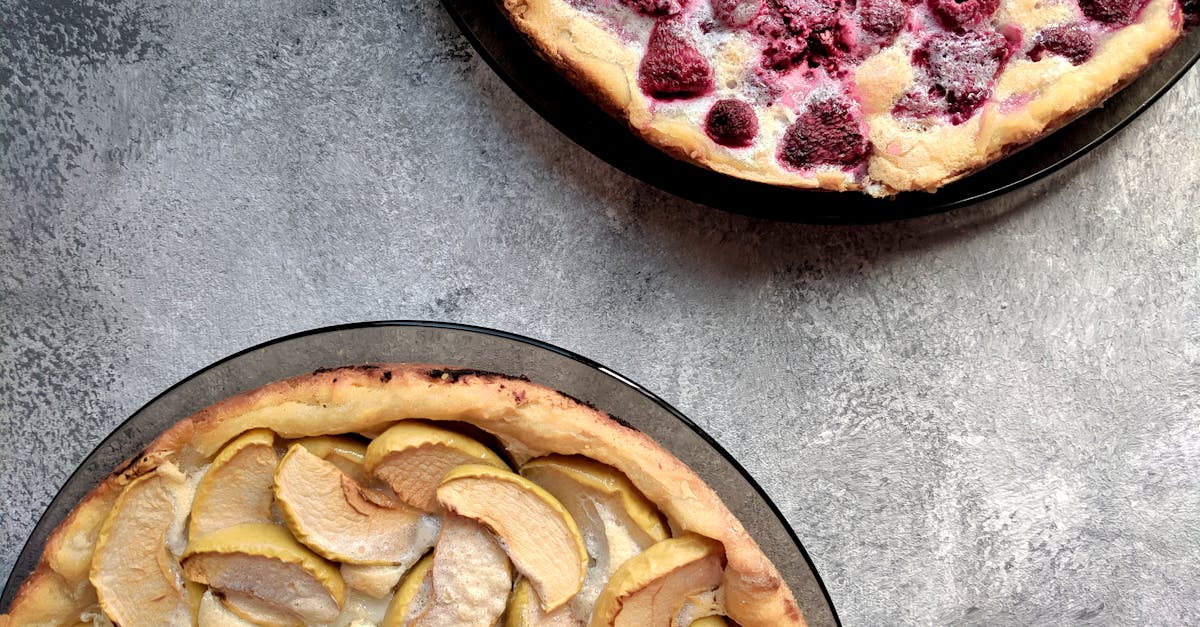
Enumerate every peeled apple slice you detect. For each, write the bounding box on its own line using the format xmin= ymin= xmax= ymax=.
xmin=436 ymin=464 xmax=587 ymax=612
xmin=89 ymin=463 xmax=195 ymax=627
xmin=274 ymin=444 xmax=437 ymax=564
xmin=181 ymin=523 xmax=346 ymax=624
xmin=590 ymin=534 xmax=725 ymax=627
xmin=504 ymin=578 xmax=578 ymax=627
xmin=381 ymin=552 xmax=434 ymax=626
xmin=520 ymin=455 xmax=668 ymax=617
xmin=341 ymin=562 xmax=410 ymax=599
xmin=364 ymin=422 xmax=509 ymax=511
xmin=294 ymin=435 xmax=369 ymax=483
xmin=410 ymin=514 xmax=513 ymax=627
xmin=190 ymin=428 xmax=278 ymax=539
xmin=197 ymin=589 xmax=259 ymax=627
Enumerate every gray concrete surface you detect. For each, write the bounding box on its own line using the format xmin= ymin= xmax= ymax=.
xmin=2 ymin=0 xmax=1198 ymax=624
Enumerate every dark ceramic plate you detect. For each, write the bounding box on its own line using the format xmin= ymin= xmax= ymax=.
xmin=1 ymin=321 xmax=840 ymax=626
xmin=441 ymin=0 xmax=1199 ymax=223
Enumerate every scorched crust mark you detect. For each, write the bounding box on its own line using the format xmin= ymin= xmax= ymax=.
xmin=110 ymin=451 xmax=150 ymax=479
xmin=312 ymin=365 xmax=380 ymax=375
xmin=425 ymin=368 xmax=531 ymax=383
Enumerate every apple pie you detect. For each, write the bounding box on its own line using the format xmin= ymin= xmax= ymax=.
xmin=498 ymin=0 xmax=1194 ymax=194
xmin=1 ymin=364 xmax=805 ymax=626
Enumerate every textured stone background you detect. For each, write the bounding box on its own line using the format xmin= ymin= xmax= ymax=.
xmin=2 ymin=0 xmax=1198 ymax=624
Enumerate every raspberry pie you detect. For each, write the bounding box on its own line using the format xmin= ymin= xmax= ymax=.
xmin=1 ymin=365 xmax=804 ymax=626
xmin=500 ymin=0 xmax=1193 ymax=194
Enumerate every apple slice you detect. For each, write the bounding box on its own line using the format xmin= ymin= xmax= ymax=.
xmin=504 ymin=578 xmax=578 ymax=627
xmin=181 ymin=523 xmax=346 ymax=624
xmin=381 ymin=552 xmax=434 ymax=626
xmin=197 ymin=589 xmax=260 ymax=627
xmin=89 ymin=463 xmax=195 ymax=626
xmin=520 ymin=455 xmax=668 ymax=617
xmin=341 ymin=562 xmax=409 ymax=599
xmin=294 ymin=435 xmax=369 ymax=483
xmin=219 ymin=590 xmax=304 ymax=626
xmin=436 ymin=464 xmax=587 ymax=612
xmin=590 ymin=534 xmax=725 ymax=627
xmin=410 ymin=514 xmax=513 ymax=627
xmin=672 ymin=591 xmax=725 ymax=627
xmin=274 ymin=444 xmax=440 ymax=565
xmin=364 ymin=422 xmax=509 ymax=511
xmin=190 ymin=428 xmax=278 ymax=539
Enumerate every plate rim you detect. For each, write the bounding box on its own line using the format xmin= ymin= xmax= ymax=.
xmin=1 ymin=320 xmax=842 ymax=625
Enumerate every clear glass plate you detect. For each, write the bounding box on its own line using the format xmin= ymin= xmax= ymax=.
xmin=1 ymin=321 xmax=840 ymax=626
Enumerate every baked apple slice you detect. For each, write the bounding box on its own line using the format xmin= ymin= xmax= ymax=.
xmin=294 ymin=434 xmax=369 ymax=483
xmin=274 ymin=444 xmax=439 ymax=565
xmin=89 ymin=463 xmax=195 ymax=627
xmin=591 ymin=534 xmax=725 ymax=627
xmin=189 ymin=428 xmax=277 ymax=539
xmin=409 ymin=514 xmax=513 ymax=627
xmin=364 ymin=421 xmax=509 ymax=512
xmin=381 ymin=552 xmax=434 ymax=626
xmin=504 ymin=577 xmax=577 ymax=627
xmin=181 ymin=522 xmax=346 ymax=624
xmin=520 ymin=455 xmax=668 ymax=617
xmin=437 ymin=464 xmax=587 ymax=612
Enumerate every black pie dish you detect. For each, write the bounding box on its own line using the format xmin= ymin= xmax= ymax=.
xmin=440 ymin=0 xmax=1200 ymax=224
xmin=1 ymin=321 xmax=841 ymax=627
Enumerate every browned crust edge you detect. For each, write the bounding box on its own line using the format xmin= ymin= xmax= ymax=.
xmin=3 ymin=364 xmax=805 ymax=626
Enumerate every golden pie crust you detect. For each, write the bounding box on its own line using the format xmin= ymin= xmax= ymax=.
xmin=499 ymin=0 xmax=1184 ymax=195
xmin=1 ymin=364 xmax=805 ymax=626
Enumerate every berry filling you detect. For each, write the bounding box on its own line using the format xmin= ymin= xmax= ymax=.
xmin=927 ymin=0 xmax=1001 ymax=30
xmin=755 ymin=0 xmax=852 ymax=72
xmin=704 ymin=99 xmax=760 ymax=146
xmin=713 ymin=0 xmax=765 ymax=27
xmin=896 ymin=30 xmax=1013 ymax=124
xmin=638 ymin=21 xmax=715 ymax=98
xmin=1184 ymin=0 xmax=1199 ymax=27
xmin=778 ymin=97 xmax=870 ymax=169
xmin=1077 ymin=0 xmax=1148 ymax=24
xmin=857 ymin=0 xmax=908 ymax=39
xmin=621 ymin=0 xmax=690 ymax=16
xmin=1028 ymin=24 xmax=1095 ymax=64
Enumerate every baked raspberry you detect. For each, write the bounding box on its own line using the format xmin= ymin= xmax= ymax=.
xmin=772 ymin=0 xmax=842 ymax=31
xmin=778 ymin=98 xmax=869 ymax=169
xmin=638 ymin=22 xmax=714 ymax=99
xmin=927 ymin=0 xmax=1001 ymax=30
xmin=907 ymin=30 xmax=1011 ymax=124
xmin=755 ymin=0 xmax=851 ymax=72
xmin=705 ymin=99 xmax=760 ymax=146
xmin=1078 ymin=0 xmax=1146 ymax=23
xmin=1028 ymin=24 xmax=1095 ymax=64
xmin=621 ymin=0 xmax=689 ymax=16
xmin=857 ymin=0 xmax=907 ymax=38
xmin=713 ymin=0 xmax=764 ymax=27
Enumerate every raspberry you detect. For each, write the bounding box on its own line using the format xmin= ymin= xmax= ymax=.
xmin=927 ymin=0 xmax=1001 ymax=30
xmin=909 ymin=30 xmax=1011 ymax=124
xmin=638 ymin=21 xmax=714 ymax=99
xmin=755 ymin=0 xmax=851 ymax=72
xmin=713 ymin=0 xmax=764 ymax=27
xmin=778 ymin=98 xmax=869 ymax=169
xmin=1028 ymin=24 xmax=1095 ymax=64
xmin=621 ymin=0 xmax=689 ymax=16
xmin=857 ymin=0 xmax=907 ymax=38
xmin=704 ymin=99 xmax=760 ymax=146
xmin=772 ymin=0 xmax=842 ymax=31
xmin=1077 ymin=0 xmax=1145 ymax=23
